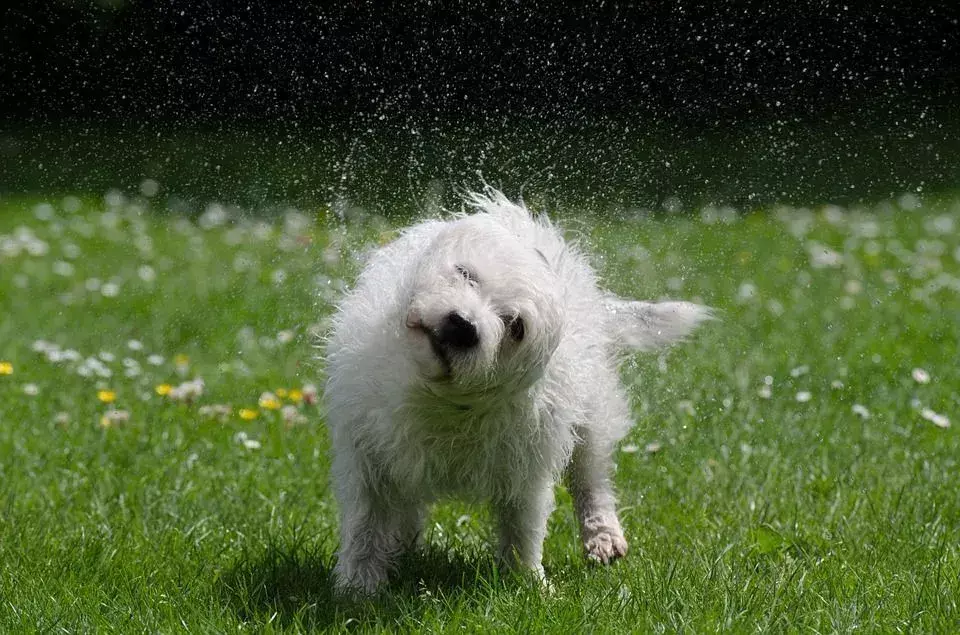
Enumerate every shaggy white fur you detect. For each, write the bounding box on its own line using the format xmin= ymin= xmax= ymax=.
xmin=323 ymin=188 xmax=712 ymax=594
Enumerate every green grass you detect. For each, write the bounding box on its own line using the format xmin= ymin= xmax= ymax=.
xmin=1 ymin=189 xmax=959 ymax=632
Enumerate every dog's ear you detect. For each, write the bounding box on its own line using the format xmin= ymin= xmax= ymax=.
xmin=602 ymin=297 xmax=715 ymax=352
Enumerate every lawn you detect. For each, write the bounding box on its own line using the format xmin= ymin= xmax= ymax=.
xmin=1 ymin=185 xmax=958 ymax=631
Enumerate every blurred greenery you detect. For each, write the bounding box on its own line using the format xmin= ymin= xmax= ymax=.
xmin=3 ymin=98 xmax=959 ymax=216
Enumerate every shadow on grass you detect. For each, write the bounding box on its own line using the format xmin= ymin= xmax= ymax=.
xmin=219 ymin=538 xmax=504 ymax=630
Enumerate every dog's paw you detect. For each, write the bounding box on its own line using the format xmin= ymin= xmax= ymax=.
xmin=583 ymin=529 xmax=628 ymax=565
xmin=333 ymin=560 xmax=388 ymax=597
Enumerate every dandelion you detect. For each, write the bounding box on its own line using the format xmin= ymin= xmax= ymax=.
xmin=199 ymin=404 xmax=232 ymax=422
xmin=127 ymin=339 xmax=144 ymax=351
xmin=81 ymin=358 xmax=112 ymax=379
xmin=140 ymin=178 xmax=159 ymax=198
xmin=758 ymin=385 xmax=772 ymax=399
xmin=175 ymin=354 xmax=190 ymax=375
xmin=0 ymin=361 xmax=12 ymax=375
xmin=259 ymin=392 xmax=282 ymax=410
xmin=301 ymin=384 xmax=318 ymax=406
xmin=155 ymin=383 xmax=172 ymax=396
xmin=288 ymin=389 xmax=303 ymax=403
xmin=199 ymin=203 xmax=229 ymax=229
xmin=22 ymin=383 xmax=39 ymax=396
xmin=52 ymin=261 xmax=75 ymax=277
xmin=104 ymin=189 xmax=125 ymax=208
xmin=147 ymin=354 xmax=165 ymax=366
xmin=33 ymin=202 xmax=55 ymax=220
xmin=852 ymin=404 xmax=871 ymax=419
xmin=920 ymin=408 xmax=951 ymax=429
xmin=138 ymin=265 xmax=156 ymax=283
xmin=645 ymin=441 xmax=663 ymax=454
xmin=620 ymin=443 xmax=639 ymax=454
xmin=676 ymin=400 xmax=696 ymax=416
xmin=790 ymin=365 xmax=810 ymax=378
xmin=281 ymin=404 xmax=307 ymax=426
xmin=737 ymin=281 xmax=757 ymax=302
xmin=97 ymin=390 xmax=116 ymax=403
xmin=275 ymin=388 xmax=289 ymax=399
xmin=844 ymin=279 xmax=863 ymax=295
xmin=912 ymin=368 xmax=931 ymax=384
xmin=32 ymin=340 xmax=52 ymax=353
xmin=168 ymin=378 xmax=204 ymax=402
xmin=99 ymin=409 xmax=130 ymax=428
xmin=234 ymin=431 xmax=262 ymax=450
xmin=239 ymin=408 xmax=258 ymax=421
xmin=24 ymin=238 xmax=49 ymax=257
xmin=54 ymin=412 xmax=70 ymax=426
xmin=806 ymin=240 xmax=843 ymax=269
xmin=795 ymin=391 xmax=812 ymax=403
xmin=122 ymin=358 xmax=141 ymax=378
xmin=276 ymin=329 xmax=295 ymax=344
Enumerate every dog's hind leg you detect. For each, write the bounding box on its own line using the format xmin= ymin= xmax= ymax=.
xmin=566 ymin=440 xmax=628 ymax=564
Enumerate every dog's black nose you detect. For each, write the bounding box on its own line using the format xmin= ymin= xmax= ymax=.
xmin=437 ymin=312 xmax=479 ymax=349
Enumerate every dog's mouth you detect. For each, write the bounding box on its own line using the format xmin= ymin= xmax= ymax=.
xmin=405 ymin=314 xmax=453 ymax=377
xmin=424 ymin=328 xmax=453 ymax=376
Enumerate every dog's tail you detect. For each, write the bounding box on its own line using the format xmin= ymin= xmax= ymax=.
xmin=603 ymin=297 xmax=714 ymax=352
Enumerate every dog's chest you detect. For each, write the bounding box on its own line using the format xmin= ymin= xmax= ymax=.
xmin=389 ymin=402 xmax=561 ymax=501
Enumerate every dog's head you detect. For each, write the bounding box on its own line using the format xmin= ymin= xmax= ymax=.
xmin=403 ymin=214 xmax=564 ymax=397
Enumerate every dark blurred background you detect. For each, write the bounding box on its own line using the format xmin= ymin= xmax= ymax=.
xmin=2 ymin=1 xmax=959 ymax=210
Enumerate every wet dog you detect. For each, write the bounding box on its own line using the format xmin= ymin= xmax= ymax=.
xmin=323 ymin=188 xmax=712 ymax=594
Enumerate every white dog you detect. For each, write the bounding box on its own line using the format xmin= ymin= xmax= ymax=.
xmin=323 ymin=188 xmax=712 ymax=594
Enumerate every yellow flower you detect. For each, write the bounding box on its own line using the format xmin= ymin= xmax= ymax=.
xmin=0 ymin=361 xmax=12 ymax=375
xmin=155 ymin=383 xmax=173 ymax=396
xmin=99 ymin=415 xmax=112 ymax=429
xmin=238 ymin=408 xmax=258 ymax=420
xmin=259 ymin=392 xmax=282 ymax=410
xmin=288 ymin=389 xmax=303 ymax=403
xmin=175 ymin=354 xmax=190 ymax=367
xmin=97 ymin=390 xmax=116 ymax=403
xmin=275 ymin=388 xmax=289 ymax=398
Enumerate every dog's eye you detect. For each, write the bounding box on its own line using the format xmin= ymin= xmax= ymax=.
xmin=455 ymin=265 xmax=477 ymax=285
xmin=505 ymin=315 xmax=525 ymax=342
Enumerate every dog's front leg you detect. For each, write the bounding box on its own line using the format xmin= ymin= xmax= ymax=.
xmin=566 ymin=442 xmax=628 ymax=565
xmin=332 ymin=476 xmax=424 ymax=596
xmin=493 ymin=479 xmax=555 ymax=581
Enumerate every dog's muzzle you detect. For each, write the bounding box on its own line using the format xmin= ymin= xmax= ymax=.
xmin=435 ymin=312 xmax=479 ymax=350
xmin=406 ymin=309 xmax=479 ymax=374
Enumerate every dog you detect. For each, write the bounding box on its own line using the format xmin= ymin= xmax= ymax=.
xmin=323 ymin=188 xmax=712 ymax=594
